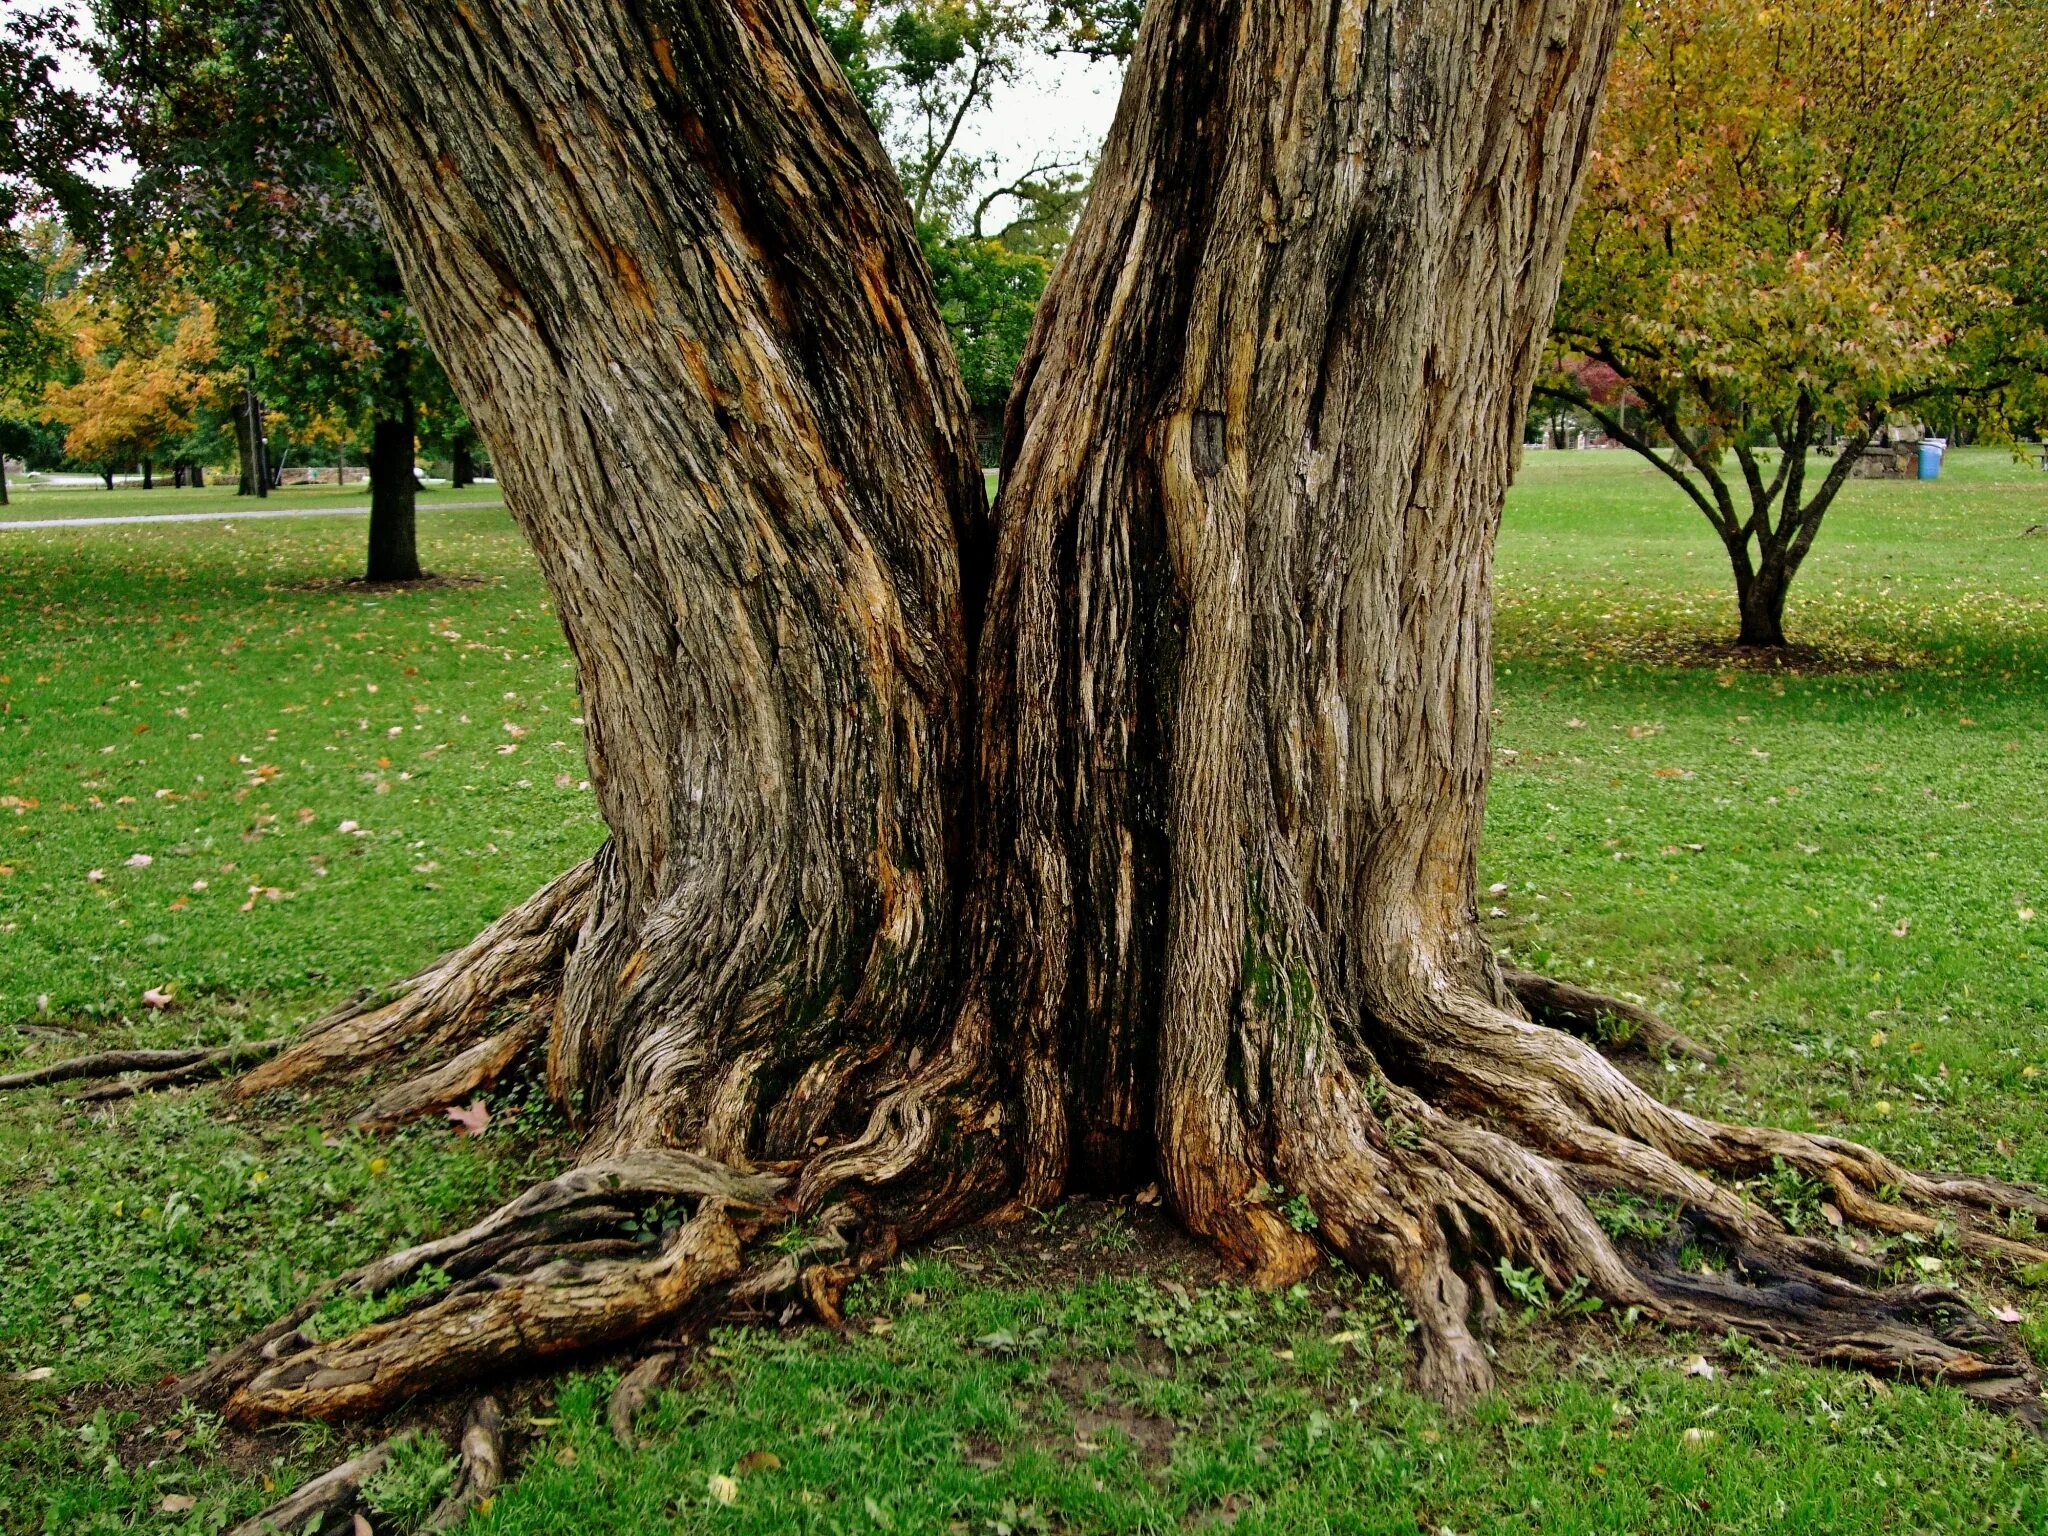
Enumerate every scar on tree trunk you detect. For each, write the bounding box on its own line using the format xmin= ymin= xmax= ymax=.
xmin=5 ymin=0 xmax=2026 ymax=1437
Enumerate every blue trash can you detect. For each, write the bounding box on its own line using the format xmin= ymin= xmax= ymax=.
xmin=1918 ymin=438 xmax=1946 ymax=479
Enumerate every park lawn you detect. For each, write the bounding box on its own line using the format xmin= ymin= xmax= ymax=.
xmin=3 ymin=449 xmax=2047 ymax=1533
xmin=0 ymin=479 xmax=502 ymax=524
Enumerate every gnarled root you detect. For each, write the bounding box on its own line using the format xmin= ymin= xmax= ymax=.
xmin=607 ymin=1352 xmax=674 ymax=1448
xmin=1501 ymin=967 xmax=1712 ymax=1062
xmin=0 ymin=1039 xmax=284 ymax=1100
xmin=226 ymin=1204 xmax=740 ymax=1426
xmin=424 ymin=1396 xmax=506 ymax=1532
xmin=194 ymin=1150 xmax=783 ymax=1424
xmin=224 ymin=1436 xmax=394 ymax=1536
xmin=229 ymin=859 xmax=594 ymax=1113
xmin=1287 ymin=975 xmax=2048 ymax=1415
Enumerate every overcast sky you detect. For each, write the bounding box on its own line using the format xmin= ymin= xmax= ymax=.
xmin=957 ymin=48 xmax=1127 ymax=185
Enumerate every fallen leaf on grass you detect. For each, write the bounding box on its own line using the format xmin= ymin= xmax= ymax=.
xmin=12 ymin=1366 xmax=54 ymax=1382
xmin=1993 ymin=1305 xmax=2024 ymax=1324
xmin=159 ymin=1495 xmax=196 ymax=1514
xmin=707 ymin=1473 xmax=740 ymax=1506
xmin=446 ymin=1099 xmax=491 ymax=1136
xmin=1682 ymin=1355 xmax=1715 ymax=1380
xmin=733 ymin=1450 xmax=783 ymax=1475
xmin=142 ymin=987 xmax=173 ymax=1010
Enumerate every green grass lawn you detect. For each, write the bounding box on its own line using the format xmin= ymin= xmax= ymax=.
xmin=0 ymin=478 xmax=502 ymax=524
xmin=4 ymin=449 xmax=2048 ymax=1533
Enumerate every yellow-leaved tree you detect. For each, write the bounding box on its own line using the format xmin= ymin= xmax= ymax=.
xmin=1544 ymin=0 xmax=2048 ymax=647
xmin=40 ymin=290 xmax=231 ymax=488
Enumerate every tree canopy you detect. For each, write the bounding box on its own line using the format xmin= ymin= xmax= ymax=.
xmin=1543 ymin=0 xmax=2048 ymax=645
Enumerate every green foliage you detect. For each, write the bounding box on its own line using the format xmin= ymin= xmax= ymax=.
xmin=360 ymin=1429 xmax=459 ymax=1532
xmin=1756 ymin=1159 xmax=1831 ymax=1235
xmin=923 ymin=231 xmax=1049 ymax=413
xmin=306 ymin=1264 xmax=450 ymax=1344
xmin=1588 ymin=1190 xmax=1678 ymax=1243
xmin=1133 ymin=1280 xmax=1312 ymax=1354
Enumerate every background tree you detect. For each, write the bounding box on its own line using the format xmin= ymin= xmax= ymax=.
xmin=816 ymin=0 xmax=1091 ymax=452
xmin=0 ymin=11 xmax=109 ymax=505
xmin=39 ymin=286 xmax=225 ymax=488
xmin=1541 ymin=0 xmax=2048 ymax=648
xmin=79 ymin=0 xmax=447 ymax=576
xmin=27 ymin=0 xmax=2025 ymax=1442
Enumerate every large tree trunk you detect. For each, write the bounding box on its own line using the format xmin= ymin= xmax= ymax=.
xmin=970 ymin=0 xmax=1636 ymax=1391
xmin=365 ymin=389 xmax=422 ymax=583
xmin=166 ymin=0 xmax=2043 ymax=1429
xmin=273 ymin=0 xmax=984 ymax=1168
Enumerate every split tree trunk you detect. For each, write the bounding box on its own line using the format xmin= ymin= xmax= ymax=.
xmin=213 ymin=0 xmax=2045 ymax=1423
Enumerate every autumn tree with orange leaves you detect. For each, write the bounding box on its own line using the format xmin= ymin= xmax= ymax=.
xmin=1543 ymin=0 xmax=2048 ymax=647
xmin=41 ymin=289 xmax=231 ymax=488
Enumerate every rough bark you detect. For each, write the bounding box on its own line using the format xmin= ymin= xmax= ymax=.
xmin=141 ymin=0 xmax=2045 ymax=1427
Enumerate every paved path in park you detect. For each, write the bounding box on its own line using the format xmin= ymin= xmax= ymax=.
xmin=0 ymin=498 xmax=505 ymax=532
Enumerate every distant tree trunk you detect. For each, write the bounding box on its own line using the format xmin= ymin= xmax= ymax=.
xmin=142 ymin=458 xmax=154 ymax=489
xmin=101 ymin=464 xmax=114 ymax=490
xmin=1 ymin=456 xmax=10 ymax=506
xmin=234 ymin=388 xmax=270 ymax=498
xmin=191 ymin=461 xmax=205 ymax=488
xmin=450 ymin=433 xmax=475 ymax=488
xmin=211 ymin=0 xmax=2044 ymax=1427
xmin=365 ymin=396 xmax=421 ymax=582
xmin=1733 ymin=555 xmax=1790 ymax=648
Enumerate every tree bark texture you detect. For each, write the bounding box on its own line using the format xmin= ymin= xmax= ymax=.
xmin=201 ymin=0 xmax=2047 ymax=1423
xmin=278 ymin=0 xmax=986 ymax=1172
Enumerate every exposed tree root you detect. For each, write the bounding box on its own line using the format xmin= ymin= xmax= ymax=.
xmin=0 ymin=1047 xmax=228 ymax=1091
xmin=200 ymin=1150 xmax=782 ymax=1425
xmin=224 ymin=1436 xmax=392 ymax=1536
xmin=351 ymin=1016 xmax=545 ymax=1130
xmin=607 ymin=1352 xmax=674 ymax=1448
xmin=1321 ymin=975 xmax=2047 ymax=1413
xmin=0 ymin=1038 xmax=283 ymax=1095
xmin=1501 ymin=968 xmax=1712 ymax=1062
xmin=424 ymin=1397 xmax=506 ymax=1532
xmin=70 ymin=1040 xmax=285 ymax=1103
xmin=225 ymin=1204 xmax=741 ymax=1426
xmin=229 ymin=859 xmax=593 ymax=1106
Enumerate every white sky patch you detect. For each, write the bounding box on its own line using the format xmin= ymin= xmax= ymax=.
xmin=957 ymin=47 xmax=1126 ymax=181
